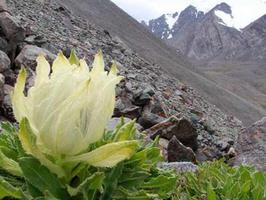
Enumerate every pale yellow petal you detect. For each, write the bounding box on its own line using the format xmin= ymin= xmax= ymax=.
xmin=11 ymin=67 xmax=27 ymax=122
xmin=91 ymin=50 xmax=104 ymax=73
xmin=51 ymin=52 xmax=72 ymax=76
xmin=35 ymin=54 xmax=50 ymax=87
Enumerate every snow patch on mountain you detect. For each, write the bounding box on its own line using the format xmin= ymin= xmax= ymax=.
xmin=215 ymin=10 xmax=240 ymax=31
xmin=165 ymin=13 xmax=179 ymax=29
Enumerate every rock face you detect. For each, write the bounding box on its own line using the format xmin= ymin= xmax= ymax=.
xmin=232 ymin=117 xmax=266 ymax=171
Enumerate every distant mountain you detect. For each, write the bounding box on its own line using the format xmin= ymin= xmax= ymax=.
xmin=144 ymin=2 xmax=266 ymax=117
xmin=145 ymin=2 xmax=266 ymax=61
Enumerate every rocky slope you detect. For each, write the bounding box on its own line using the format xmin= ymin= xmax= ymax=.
xmin=0 ymin=0 xmax=246 ymax=164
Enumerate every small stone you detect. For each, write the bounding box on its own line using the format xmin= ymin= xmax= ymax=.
xmin=0 ymin=84 xmax=14 ymax=121
xmin=159 ymin=138 xmax=169 ymax=149
xmin=138 ymin=112 xmax=164 ymax=129
xmin=0 ymin=50 xmax=10 ymax=72
xmin=0 ymin=37 xmax=8 ymax=53
xmin=133 ymin=87 xmax=155 ymax=106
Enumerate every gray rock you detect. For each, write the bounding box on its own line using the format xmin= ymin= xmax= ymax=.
xmin=133 ymin=87 xmax=155 ymax=106
xmin=147 ymin=116 xmax=198 ymax=151
xmin=232 ymin=117 xmax=266 ymax=171
xmin=157 ymin=161 xmax=198 ymax=173
xmin=1 ymin=68 xmax=16 ymax=85
xmin=138 ymin=112 xmax=164 ymax=129
xmin=0 ymin=37 xmax=8 ymax=53
xmin=0 ymin=0 xmax=7 ymax=12
xmin=167 ymin=136 xmax=196 ymax=163
xmin=196 ymin=146 xmax=223 ymax=162
xmin=0 ymin=84 xmax=14 ymax=121
xmin=0 ymin=50 xmax=10 ymax=72
xmin=15 ymin=45 xmax=55 ymax=70
xmin=0 ymin=73 xmax=4 ymax=106
xmin=114 ymin=97 xmax=141 ymax=119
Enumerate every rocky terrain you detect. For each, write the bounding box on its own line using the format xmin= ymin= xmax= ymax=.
xmin=144 ymin=2 xmax=266 ymax=122
xmin=0 ymin=0 xmax=265 ymax=172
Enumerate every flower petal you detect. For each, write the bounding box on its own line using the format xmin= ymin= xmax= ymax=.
xmin=11 ymin=67 xmax=27 ymax=122
xmin=35 ymin=54 xmax=50 ymax=87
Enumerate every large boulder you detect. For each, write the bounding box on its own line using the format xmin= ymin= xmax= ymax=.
xmin=15 ymin=45 xmax=56 ymax=70
xmin=146 ymin=116 xmax=198 ymax=151
xmin=0 ymin=0 xmax=7 ymax=12
xmin=167 ymin=136 xmax=196 ymax=163
xmin=138 ymin=98 xmax=166 ymax=129
xmin=0 ymin=11 xmax=24 ymax=42
xmin=232 ymin=117 xmax=266 ymax=171
xmin=0 ymin=50 xmax=10 ymax=72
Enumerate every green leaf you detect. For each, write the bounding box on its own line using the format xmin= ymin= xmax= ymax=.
xmin=207 ymin=183 xmax=216 ymax=200
xmin=241 ymin=181 xmax=251 ymax=193
xmin=0 ymin=150 xmax=22 ymax=177
xmin=101 ymin=163 xmax=124 ymax=200
xmin=113 ymin=120 xmax=136 ymax=141
xmin=141 ymin=174 xmax=177 ymax=198
xmin=67 ymin=172 xmax=104 ymax=196
xmin=19 ymin=156 xmax=70 ymax=199
xmin=0 ymin=176 xmax=23 ymax=199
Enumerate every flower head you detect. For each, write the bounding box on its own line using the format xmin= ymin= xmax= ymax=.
xmin=11 ymin=50 xmax=138 ymax=177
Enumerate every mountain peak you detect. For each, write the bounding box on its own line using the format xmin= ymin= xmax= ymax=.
xmin=213 ymin=2 xmax=232 ymax=14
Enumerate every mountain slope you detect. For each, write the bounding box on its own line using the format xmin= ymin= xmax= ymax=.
xmin=56 ymin=0 xmax=266 ymax=125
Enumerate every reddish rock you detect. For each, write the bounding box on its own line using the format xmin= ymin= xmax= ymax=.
xmin=146 ymin=116 xmax=198 ymax=151
xmin=167 ymin=136 xmax=196 ymax=163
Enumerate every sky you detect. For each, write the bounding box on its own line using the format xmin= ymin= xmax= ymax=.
xmin=111 ymin=0 xmax=266 ymax=28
